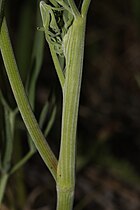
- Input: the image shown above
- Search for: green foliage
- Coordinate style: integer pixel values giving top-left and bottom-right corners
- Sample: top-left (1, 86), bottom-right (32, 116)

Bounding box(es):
top-left (0, 0), bottom-right (6, 28)
top-left (0, 0), bottom-right (57, 205)
top-left (0, 1), bottom-right (91, 210)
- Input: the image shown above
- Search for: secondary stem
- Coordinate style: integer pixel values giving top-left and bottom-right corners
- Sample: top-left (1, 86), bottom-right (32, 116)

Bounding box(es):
top-left (0, 173), bottom-right (8, 204)
top-left (0, 18), bottom-right (57, 180)
top-left (81, 0), bottom-right (91, 16)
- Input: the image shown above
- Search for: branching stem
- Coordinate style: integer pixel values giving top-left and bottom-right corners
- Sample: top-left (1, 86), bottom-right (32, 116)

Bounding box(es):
top-left (0, 18), bottom-right (58, 180)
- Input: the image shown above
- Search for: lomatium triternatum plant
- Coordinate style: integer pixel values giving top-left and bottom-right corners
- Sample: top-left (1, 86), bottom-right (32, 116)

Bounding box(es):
top-left (0, 0), bottom-right (91, 209)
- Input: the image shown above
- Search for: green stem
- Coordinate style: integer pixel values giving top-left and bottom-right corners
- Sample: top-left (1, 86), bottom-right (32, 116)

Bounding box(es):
top-left (81, 0), bottom-right (91, 16)
top-left (0, 0), bottom-right (6, 28)
top-left (68, 0), bottom-right (80, 17)
top-left (57, 16), bottom-right (86, 210)
top-left (49, 43), bottom-right (65, 88)
top-left (0, 18), bottom-right (57, 180)
top-left (57, 189), bottom-right (74, 210)
top-left (0, 173), bottom-right (8, 204)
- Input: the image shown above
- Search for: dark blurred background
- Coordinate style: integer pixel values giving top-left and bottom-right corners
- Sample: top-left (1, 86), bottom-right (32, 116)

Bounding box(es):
top-left (1, 0), bottom-right (140, 209)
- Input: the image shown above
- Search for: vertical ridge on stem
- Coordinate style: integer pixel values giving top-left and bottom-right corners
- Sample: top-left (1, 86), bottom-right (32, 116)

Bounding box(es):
top-left (57, 16), bottom-right (86, 210)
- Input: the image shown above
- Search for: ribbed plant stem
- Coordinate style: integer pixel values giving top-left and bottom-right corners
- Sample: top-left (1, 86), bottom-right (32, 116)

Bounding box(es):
top-left (57, 16), bottom-right (86, 210)
top-left (0, 18), bottom-right (57, 180)
top-left (0, 173), bottom-right (8, 204)
top-left (57, 189), bottom-right (74, 210)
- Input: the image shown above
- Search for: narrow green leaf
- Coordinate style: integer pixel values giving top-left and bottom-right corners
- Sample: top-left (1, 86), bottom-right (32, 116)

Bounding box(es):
top-left (0, 91), bottom-right (17, 172)
top-left (0, 0), bottom-right (6, 30)
top-left (44, 105), bottom-right (56, 138)
top-left (26, 1), bottom-right (45, 109)
top-left (39, 101), bottom-right (49, 129)
top-left (39, 94), bottom-right (56, 138)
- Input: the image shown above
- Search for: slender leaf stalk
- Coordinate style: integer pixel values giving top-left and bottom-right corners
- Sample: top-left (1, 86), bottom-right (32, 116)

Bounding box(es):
top-left (81, 0), bottom-right (91, 16)
top-left (49, 44), bottom-right (65, 88)
top-left (0, 173), bottom-right (8, 204)
top-left (68, 0), bottom-right (80, 17)
top-left (0, 0), bottom-right (6, 28)
top-left (0, 18), bottom-right (57, 180)
top-left (56, 15), bottom-right (87, 210)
